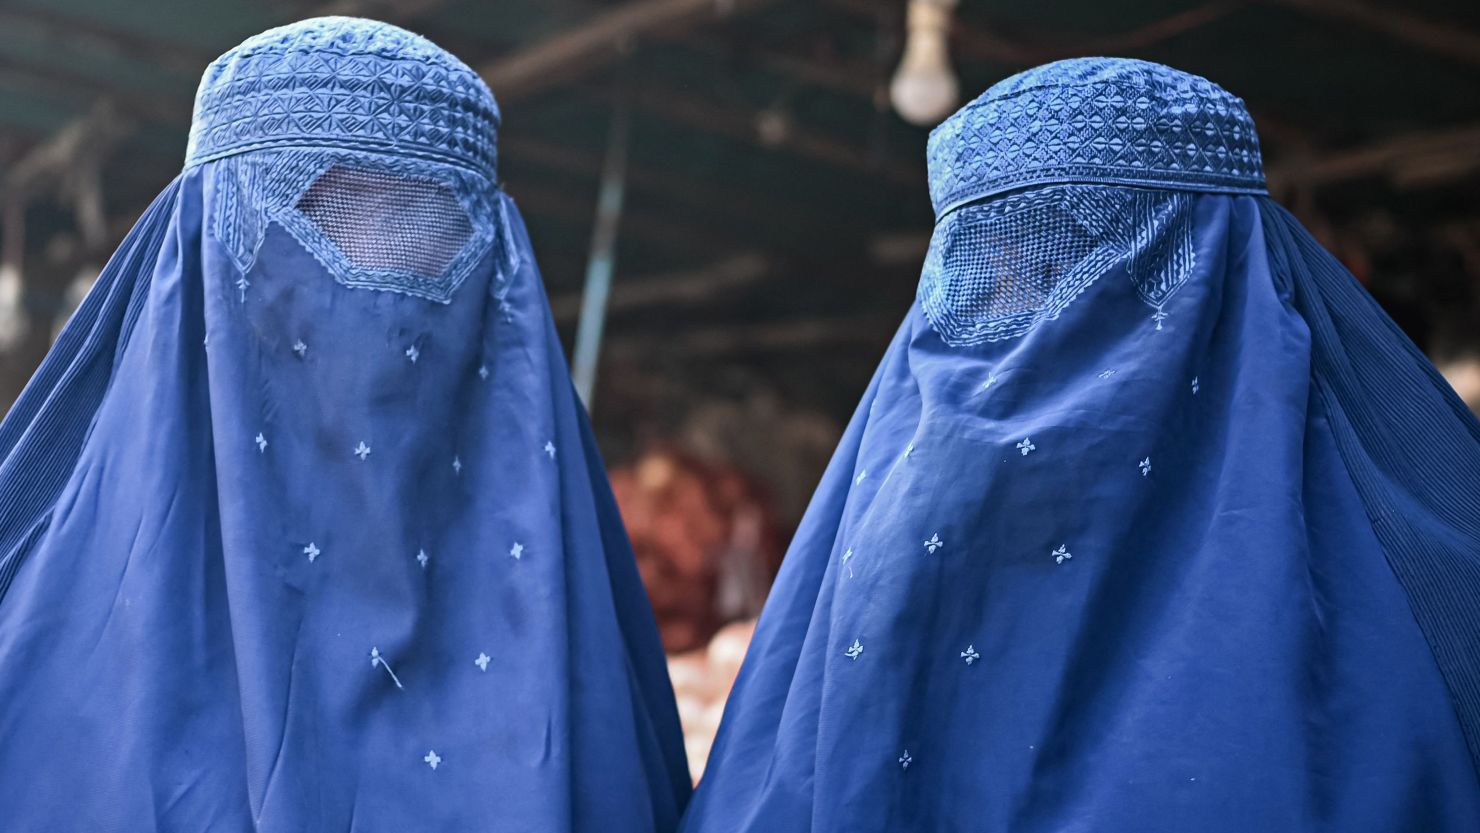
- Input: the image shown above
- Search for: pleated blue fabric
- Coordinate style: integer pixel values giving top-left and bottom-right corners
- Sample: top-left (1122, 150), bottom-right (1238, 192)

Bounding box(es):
top-left (680, 58), bottom-right (1480, 833)
top-left (0, 18), bottom-right (689, 832)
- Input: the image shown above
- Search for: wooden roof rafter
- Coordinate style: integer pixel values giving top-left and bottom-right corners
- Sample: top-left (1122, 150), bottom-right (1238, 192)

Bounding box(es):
top-left (481, 0), bottom-right (787, 102)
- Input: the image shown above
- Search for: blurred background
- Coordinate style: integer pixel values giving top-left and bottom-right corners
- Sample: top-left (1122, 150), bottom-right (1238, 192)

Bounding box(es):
top-left (1, 0), bottom-right (1478, 777)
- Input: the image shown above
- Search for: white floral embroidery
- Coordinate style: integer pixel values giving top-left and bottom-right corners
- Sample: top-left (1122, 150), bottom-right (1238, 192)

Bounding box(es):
top-left (354, 441), bottom-right (371, 460)
top-left (405, 344), bottom-right (420, 364)
top-left (255, 432), bottom-right (268, 453)
top-left (303, 542), bottom-right (320, 563)
top-left (235, 276), bottom-right (249, 302)
top-left (544, 441), bottom-right (556, 460)
top-left (478, 364), bottom-right (489, 381)
top-left (841, 546), bottom-right (855, 578)
top-left (904, 441), bottom-right (915, 458)
top-left (982, 373), bottom-right (998, 392)
top-left (1053, 545), bottom-right (1072, 565)
top-left (452, 456), bottom-right (462, 475)
top-left (844, 639), bottom-right (864, 660)
top-left (961, 645), bottom-right (980, 665)
top-left (509, 541), bottom-right (524, 560)
top-left (1139, 457), bottom-right (1152, 476)
top-left (370, 646), bottom-right (404, 689)
top-left (1098, 369), bottom-right (1117, 379)
top-left (923, 533), bottom-right (944, 554)
top-left (898, 750), bottom-right (913, 769)
top-left (475, 652), bottom-right (490, 672)
top-left (416, 549), bottom-right (429, 569)
top-left (1191, 376), bottom-right (1200, 395)
top-left (424, 750), bottom-right (441, 770)
top-left (292, 340), bottom-right (307, 358)
top-left (1153, 309), bottom-right (1168, 330)
top-left (855, 470), bottom-right (868, 486)
top-left (1016, 437), bottom-right (1036, 456)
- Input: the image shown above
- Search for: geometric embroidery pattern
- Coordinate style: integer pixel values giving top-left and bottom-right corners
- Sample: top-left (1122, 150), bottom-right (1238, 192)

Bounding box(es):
top-left (927, 57), bottom-right (1265, 219)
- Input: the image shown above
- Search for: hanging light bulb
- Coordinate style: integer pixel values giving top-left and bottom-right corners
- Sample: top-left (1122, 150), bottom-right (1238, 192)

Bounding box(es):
top-left (890, 0), bottom-right (960, 127)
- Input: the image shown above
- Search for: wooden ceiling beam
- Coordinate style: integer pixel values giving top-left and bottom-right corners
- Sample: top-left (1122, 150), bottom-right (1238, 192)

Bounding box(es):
top-left (0, 9), bottom-right (209, 77)
top-left (547, 252), bottom-right (770, 322)
top-left (0, 61), bottom-right (190, 128)
top-left (1266, 123), bottom-right (1480, 190)
top-left (311, 0), bottom-right (450, 21)
top-left (509, 181), bottom-right (731, 257)
top-left (953, 2), bottom-right (1243, 65)
top-left (1262, 0), bottom-right (1480, 69)
top-left (481, 0), bottom-right (784, 101)
top-left (625, 86), bottom-right (922, 187)
top-left (500, 133), bottom-right (822, 232)
top-left (823, 0), bottom-right (1242, 65)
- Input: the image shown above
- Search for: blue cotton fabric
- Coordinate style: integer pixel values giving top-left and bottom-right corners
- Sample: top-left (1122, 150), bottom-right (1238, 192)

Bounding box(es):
top-left (681, 59), bottom-right (1480, 833)
top-left (0, 18), bottom-right (688, 832)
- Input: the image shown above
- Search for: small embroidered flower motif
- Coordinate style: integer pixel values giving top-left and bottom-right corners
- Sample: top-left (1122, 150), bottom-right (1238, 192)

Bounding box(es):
top-left (904, 441), bottom-right (915, 458)
top-left (235, 276), bottom-right (249, 302)
top-left (1191, 376), bottom-right (1200, 395)
top-left (370, 646), bottom-right (404, 689)
top-left (474, 652), bottom-right (490, 672)
top-left (424, 750), bottom-right (441, 770)
top-left (844, 639), bottom-right (864, 660)
top-left (544, 441), bottom-right (556, 460)
top-left (961, 645), bottom-right (980, 665)
top-left (899, 750), bottom-right (913, 769)
top-left (1153, 309), bottom-right (1168, 330)
top-left (1139, 457), bottom-right (1152, 477)
top-left (509, 541), bottom-right (524, 560)
top-left (416, 549), bottom-right (429, 569)
top-left (1017, 437), bottom-right (1036, 456)
top-left (923, 533), bottom-right (944, 554)
top-left (405, 344), bottom-right (420, 364)
top-left (303, 542), bottom-right (320, 563)
top-left (478, 364), bottom-right (490, 381)
top-left (452, 456), bottom-right (462, 475)
top-left (982, 372), bottom-right (998, 392)
top-left (841, 546), bottom-right (855, 578)
top-left (1053, 545), bottom-right (1072, 565)
top-left (1098, 369), bottom-right (1117, 379)
top-left (855, 470), bottom-right (868, 486)
top-left (354, 441), bottom-right (371, 460)
top-left (255, 432), bottom-right (268, 453)
top-left (292, 340), bottom-right (307, 358)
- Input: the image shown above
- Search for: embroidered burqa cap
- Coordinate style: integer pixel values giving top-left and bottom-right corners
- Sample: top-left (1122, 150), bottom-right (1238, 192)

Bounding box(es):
top-left (680, 58), bottom-right (1480, 833)
top-left (0, 17), bottom-right (689, 830)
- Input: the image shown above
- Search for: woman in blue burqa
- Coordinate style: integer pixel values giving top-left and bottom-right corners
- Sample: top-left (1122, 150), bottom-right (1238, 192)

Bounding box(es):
top-left (680, 58), bottom-right (1480, 832)
top-left (0, 17), bottom-right (688, 832)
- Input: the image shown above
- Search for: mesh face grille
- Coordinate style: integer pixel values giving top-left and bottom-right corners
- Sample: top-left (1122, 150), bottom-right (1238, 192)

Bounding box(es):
top-left (918, 185), bottom-right (1198, 345)
top-left (931, 194), bottom-right (1097, 322)
top-left (295, 165), bottom-right (473, 281)
top-left (919, 187), bottom-right (1122, 344)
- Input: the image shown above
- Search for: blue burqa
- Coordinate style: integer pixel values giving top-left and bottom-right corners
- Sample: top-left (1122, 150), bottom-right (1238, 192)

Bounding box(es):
top-left (680, 59), bottom-right (1480, 832)
top-left (0, 18), bottom-right (689, 832)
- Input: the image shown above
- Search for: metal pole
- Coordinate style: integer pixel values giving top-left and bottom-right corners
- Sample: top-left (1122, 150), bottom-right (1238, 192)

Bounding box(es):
top-left (571, 83), bottom-right (631, 410)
